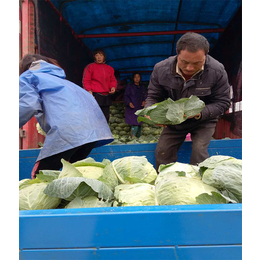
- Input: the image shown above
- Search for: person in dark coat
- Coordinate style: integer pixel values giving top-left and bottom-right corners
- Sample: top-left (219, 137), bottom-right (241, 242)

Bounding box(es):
top-left (145, 32), bottom-right (231, 170)
top-left (124, 72), bottom-right (147, 137)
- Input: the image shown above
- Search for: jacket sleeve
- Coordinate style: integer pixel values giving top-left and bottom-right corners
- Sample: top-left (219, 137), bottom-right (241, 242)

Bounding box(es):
top-left (110, 67), bottom-right (118, 89)
top-left (19, 75), bottom-right (43, 128)
top-left (201, 67), bottom-right (231, 120)
top-left (145, 64), bottom-right (168, 107)
top-left (124, 85), bottom-right (132, 106)
top-left (82, 64), bottom-right (92, 91)
top-left (142, 85), bottom-right (148, 102)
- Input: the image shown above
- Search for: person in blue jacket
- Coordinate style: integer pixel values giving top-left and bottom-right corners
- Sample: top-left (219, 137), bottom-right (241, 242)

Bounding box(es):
top-left (19, 54), bottom-right (114, 178)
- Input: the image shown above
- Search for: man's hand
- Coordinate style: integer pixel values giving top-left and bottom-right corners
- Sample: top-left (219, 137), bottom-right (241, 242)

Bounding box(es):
top-left (142, 101), bottom-right (145, 107)
top-left (144, 115), bottom-right (167, 128)
top-left (88, 90), bottom-right (93, 95)
top-left (129, 102), bottom-right (134, 108)
top-left (186, 113), bottom-right (201, 120)
top-left (109, 87), bottom-right (116, 94)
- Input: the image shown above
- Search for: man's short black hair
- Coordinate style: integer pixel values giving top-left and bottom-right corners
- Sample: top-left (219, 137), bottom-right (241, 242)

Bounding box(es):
top-left (176, 32), bottom-right (210, 55)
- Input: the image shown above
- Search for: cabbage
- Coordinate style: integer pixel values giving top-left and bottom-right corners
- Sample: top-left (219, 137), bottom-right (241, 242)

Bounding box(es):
top-left (199, 156), bottom-right (242, 203)
top-left (114, 183), bottom-right (156, 206)
top-left (76, 166), bottom-right (104, 179)
top-left (155, 173), bottom-right (220, 205)
top-left (65, 196), bottom-right (112, 209)
top-left (110, 156), bottom-right (157, 184)
top-left (158, 162), bottom-right (201, 179)
top-left (73, 158), bottom-right (118, 190)
top-left (36, 122), bottom-right (46, 136)
top-left (135, 96), bottom-right (205, 125)
top-left (19, 182), bottom-right (61, 210)
top-left (19, 155), bottom-right (242, 210)
top-left (56, 158), bottom-right (118, 191)
top-left (43, 159), bottom-right (114, 201)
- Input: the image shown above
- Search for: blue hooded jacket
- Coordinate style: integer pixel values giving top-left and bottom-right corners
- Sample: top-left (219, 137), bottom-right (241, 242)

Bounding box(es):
top-left (19, 60), bottom-right (114, 161)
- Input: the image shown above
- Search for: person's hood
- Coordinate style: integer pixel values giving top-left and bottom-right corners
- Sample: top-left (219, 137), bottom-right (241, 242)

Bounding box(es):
top-left (29, 60), bottom-right (66, 79)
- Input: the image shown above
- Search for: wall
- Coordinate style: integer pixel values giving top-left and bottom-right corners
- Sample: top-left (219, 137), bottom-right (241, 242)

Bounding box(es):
top-left (35, 0), bottom-right (93, 86)
top-left (211, 6), bottom-right (242, 139)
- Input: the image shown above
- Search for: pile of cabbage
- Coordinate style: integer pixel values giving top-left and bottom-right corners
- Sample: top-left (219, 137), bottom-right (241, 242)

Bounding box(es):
top-left (19, 155), bottom-right (242, 210)
top-left (108, 103), bottom-right (163, 144)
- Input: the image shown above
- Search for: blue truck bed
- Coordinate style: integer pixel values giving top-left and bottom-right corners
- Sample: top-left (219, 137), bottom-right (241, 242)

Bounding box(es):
top-left (19, 139), bottom-right (242, 260)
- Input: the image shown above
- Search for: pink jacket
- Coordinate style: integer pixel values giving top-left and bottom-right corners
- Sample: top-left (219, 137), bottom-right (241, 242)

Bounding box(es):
top-left (82, 62), bottom-right (117, 95)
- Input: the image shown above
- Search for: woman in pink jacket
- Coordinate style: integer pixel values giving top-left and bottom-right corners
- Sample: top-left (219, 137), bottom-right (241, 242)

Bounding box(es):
top-left (82, 49), bottom-right (117, 122)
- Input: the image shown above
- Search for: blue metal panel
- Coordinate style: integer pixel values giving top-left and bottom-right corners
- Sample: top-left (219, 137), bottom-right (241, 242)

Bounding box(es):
top-left (19, 245), bottom-right (242, 260)
top-left (19, 139), bottom-right (242, 180)
top-left (19, 138), bottom-right (242, 260)
top-left (176, 245), bottom-right (242, 260)
top-left (20, 204), bottom-right (242, 248)
top-left (20, 245), bottom-right (242, 260)
top-left (19, 247), bottom-right (178, 260)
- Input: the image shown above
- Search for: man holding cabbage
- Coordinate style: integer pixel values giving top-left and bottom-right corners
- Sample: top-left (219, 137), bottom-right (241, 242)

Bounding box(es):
top-left (145, 32), bottom-right (230, 171)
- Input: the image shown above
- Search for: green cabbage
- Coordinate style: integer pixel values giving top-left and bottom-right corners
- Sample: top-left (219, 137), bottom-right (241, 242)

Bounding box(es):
top-left (158, 162), bottom-right (201, 179)
top-left (114, 183), bottom-right (156, 206)
top-left (65, 196), bottom-right (112, 209)
top-left (19, 182), bottom-right (61, 210)
top-left (135, 96), bottom-right (205, 125)
top-left (44, 159), bottom-right (114, 201)
top-left (111, 156), bottom-right (157, 184)
top-left (199, 156), bottom-right (242, 203)
top-left (155, 172), bottom-right (220, 205)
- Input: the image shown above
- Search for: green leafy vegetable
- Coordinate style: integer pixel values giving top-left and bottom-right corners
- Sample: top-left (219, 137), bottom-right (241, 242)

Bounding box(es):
top-left (111, 156), bottom-right (157, 184)
top-left (158, 162), bottom-right (201, 179)
top-left (195, 191), bottom-right (230, 204)
top-left (199, 156), bottom-right (242, 202)
top-left (155, 173), bottom-right (219, 205)
top-left (65, 196), bottom-right (112, 209)
top-left (114, 183), bottom-right (156, 206)
top-left (19, 182), bottom-right (61, 210)
top-left (44, 177), bottom-right (114, 201)
top-left (135, 96), bottom-right (205, 125)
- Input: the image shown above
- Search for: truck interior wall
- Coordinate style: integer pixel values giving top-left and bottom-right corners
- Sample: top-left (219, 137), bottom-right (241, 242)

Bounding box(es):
top-left (211, 6), bottom-right (242, 139)
top-left (36, 0), bottom-right (93, 86)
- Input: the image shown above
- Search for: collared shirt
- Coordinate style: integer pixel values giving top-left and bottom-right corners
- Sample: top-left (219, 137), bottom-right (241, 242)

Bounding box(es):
top-left (176, 63), bottom-right (204, 81)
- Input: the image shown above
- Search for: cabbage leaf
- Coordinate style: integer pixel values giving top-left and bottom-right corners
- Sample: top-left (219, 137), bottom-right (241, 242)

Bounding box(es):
top-left (44, 177), bottom-right (114, 201)
top-left (135, 96), bottom-right (205, 125)
top-left (19, 182), bottom-right (61, 210)
top-left (111, 156), bottom-right (157, 184)
top-left (114, 183), bottom-right (156, 206)
top-left (199, 156), bottom-right (242, 202)
top-left (155, 173), bottom-right (219, 205)
top-left (65, 196), bottom-right (112, 209)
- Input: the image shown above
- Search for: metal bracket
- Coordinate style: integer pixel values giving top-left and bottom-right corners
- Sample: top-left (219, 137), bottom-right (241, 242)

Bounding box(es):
top-left (20, 129), bottom-right (27, 138)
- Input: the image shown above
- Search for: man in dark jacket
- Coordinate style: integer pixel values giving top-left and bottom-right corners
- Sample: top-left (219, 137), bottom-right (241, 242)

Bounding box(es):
top-left (145, 32), bottom-right (230, 170)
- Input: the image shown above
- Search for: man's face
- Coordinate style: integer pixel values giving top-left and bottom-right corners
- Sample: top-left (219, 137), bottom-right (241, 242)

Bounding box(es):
top-left (95, 53), bottom-right (105, 64)
top-left (177, 49), bottom-right (206, 76)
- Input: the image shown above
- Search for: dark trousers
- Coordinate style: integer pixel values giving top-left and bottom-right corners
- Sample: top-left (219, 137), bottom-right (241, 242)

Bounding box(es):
top-left (31, 141), bottom-right (97, 178)
top-left (155, 119), bottom-right (217, 171)
top-left (93, 93), bottom-right (112, 122)
top-left (100, 105), bottom-right (110, 122)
